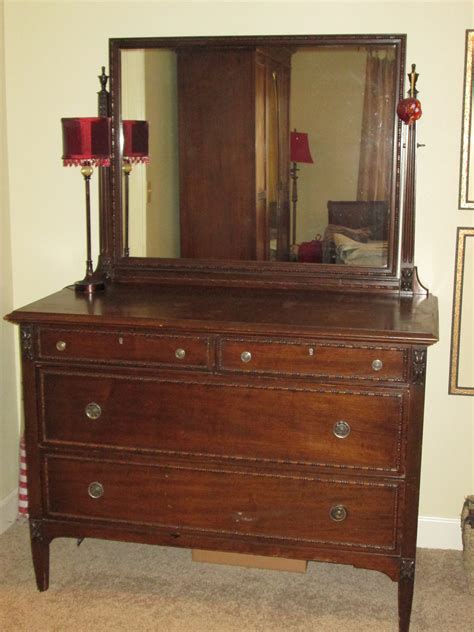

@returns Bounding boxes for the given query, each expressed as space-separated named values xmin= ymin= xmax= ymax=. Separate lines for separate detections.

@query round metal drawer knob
xmin=85 ymin=402 xmax=102 ymax=420
xmin=88 ymin=481 xmax=104 ymax=499
xmin=330 ymin=505 xmax=348 ymax=522
xmin=333 ymin=420 xmax=351 ymax=439
xmin=241 ymin=351 xmax=252 ymax=363
xmin=175 ymin=348 xmax=186 ymax=360
xmin=56 ymin=340 xmax=67 ymax=352
xmin=372 ymin=358 xmax=384 ymax=372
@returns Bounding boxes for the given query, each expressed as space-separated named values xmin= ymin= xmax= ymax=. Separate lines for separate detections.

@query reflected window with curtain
xmin=357 ymin=48 xmax=397 ymax=205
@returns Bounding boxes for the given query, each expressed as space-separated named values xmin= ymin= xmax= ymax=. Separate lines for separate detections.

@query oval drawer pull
xmin=372 ymin=358 xmax=383 ymax=371
xmin=56 ymin=340 xmax=67 ymax=352
xmin=85 ymin=402 xmax=102 ymax=420
xmin=330 ymin=505 xmax=347 ymax=522
xmin=175 ymin=348 xmax=186 ymax=360
xmin=333 ymin=420 xmax=351 ymax=439
xmin=88 ymin=482 xmax=104 ymax=499
xmin=241 ymin=351 xmax=252 ymax=363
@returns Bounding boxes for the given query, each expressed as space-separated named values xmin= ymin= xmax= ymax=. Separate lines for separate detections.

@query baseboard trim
xmin=417 ymin=516 xmax=462 ymax=550
xmin=0 ymin=488 xmax=18 ymax=535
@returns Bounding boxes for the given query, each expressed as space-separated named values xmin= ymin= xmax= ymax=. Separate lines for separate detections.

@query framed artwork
xmin=449 ymin=227 xmax=474 ymax=395
xmin=460 ymin=30 xmax=474 ymax=209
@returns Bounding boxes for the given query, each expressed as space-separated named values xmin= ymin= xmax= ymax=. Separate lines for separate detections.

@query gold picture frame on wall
xmin=459 ymin=30 xmax=474 ymax=209
xmin=449 ymin=227 xmax=474 ymax=395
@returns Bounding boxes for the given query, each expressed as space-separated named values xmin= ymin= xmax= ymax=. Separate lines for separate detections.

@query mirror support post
xmin=399 ymin=64 xmax=428 ymax=296
xmin=97 ymin=66 xmax=112 ymax=279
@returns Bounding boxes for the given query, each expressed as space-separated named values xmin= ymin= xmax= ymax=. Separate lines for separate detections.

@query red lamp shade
xmin=290 ymin=131 xmax=313 ymax=164
xmin=122 ymin=120 xmax=149 ymax=163
xmin=61 ymin=117 xmax=111 ymax=167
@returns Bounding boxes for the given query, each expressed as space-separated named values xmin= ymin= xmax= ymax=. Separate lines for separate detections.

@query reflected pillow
xmin=325 ymin=224 xmax=372 ymax=243
xmin=333 ymin=232 xmax=387 ymax=266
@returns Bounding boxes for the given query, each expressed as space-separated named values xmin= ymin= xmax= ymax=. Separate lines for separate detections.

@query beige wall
xmin=2 ymin=1 xmax=474 ymax=525
xmin=0 ymin=0 xmax=19 ymax=514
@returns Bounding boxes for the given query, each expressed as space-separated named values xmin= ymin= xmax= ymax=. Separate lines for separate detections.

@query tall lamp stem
xmin=123 ymin=159 xmax=132 ymax=257
xmin=74 ymin=163 xmax=105 ymax=293
xmin=290 ymin=161 xmax=299 ymax=245
xmin=83 ymin=170 xmax=93 ymax=276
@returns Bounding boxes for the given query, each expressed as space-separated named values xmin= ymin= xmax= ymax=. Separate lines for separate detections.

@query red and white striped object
xmin=18 ymin=435 xmax=28 ymax=518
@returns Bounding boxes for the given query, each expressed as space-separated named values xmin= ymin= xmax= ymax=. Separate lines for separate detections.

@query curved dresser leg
xmin=398 ymin=558 xmax=415 ymax=632
xmin=29 ymin=519 xmax=50 ymax=591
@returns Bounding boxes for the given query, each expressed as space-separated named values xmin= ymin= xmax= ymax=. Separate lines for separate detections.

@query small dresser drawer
xmin=38 ymin=328 xmax=212 ymax=369
xmin=45 ymin=455 xmax=400 ymax=552
xmin=218 ymin=338 xmax=407 ymax=381
xmin=40 ymin=370 xmax=405 ymax=473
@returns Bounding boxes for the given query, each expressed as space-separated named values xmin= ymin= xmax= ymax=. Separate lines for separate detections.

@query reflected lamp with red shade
xmin=121 ymin=120 xmax=149 ymax=257
xmin=290 ymin=130 xmax=313 ymax=248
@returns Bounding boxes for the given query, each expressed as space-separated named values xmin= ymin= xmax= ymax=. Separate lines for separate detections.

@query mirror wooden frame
xmin=449 ymin=227 xmax=474 ymax=395
xmin=100 ymin=34 xmax=411 ymax=292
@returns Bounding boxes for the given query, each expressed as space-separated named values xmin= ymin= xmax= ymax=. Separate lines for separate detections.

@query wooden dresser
xmin=6 ymin=33 xmax=438 ymax=632
xmin=6 ymin=284 xmax=438 ymax=631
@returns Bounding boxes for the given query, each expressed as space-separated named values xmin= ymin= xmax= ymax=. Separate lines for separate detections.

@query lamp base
xmin=74 ymin=275 xmax=105 ymax=294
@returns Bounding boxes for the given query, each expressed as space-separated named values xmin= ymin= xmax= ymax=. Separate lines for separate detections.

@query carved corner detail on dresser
xmin=401 ymin=266 xmax=429 ymax=296
xmin=412 ymin=349 xmax=427 ymax=385
xmin=400 ymin=558 xmax=416 ymax=580
xmin=20 ymin=326 xmax=34 ymax=360
xmin=99 ymin=256 xmax=113 ymax=281
xmin=30 ymin=519 xmax=44 ymax=542
xmin=401 ymin=268 xmax=414 ymax=293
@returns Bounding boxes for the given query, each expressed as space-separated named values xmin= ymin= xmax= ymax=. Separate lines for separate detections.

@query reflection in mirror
xmin=120 ymin=43 xmax=397 ymax=266
xmin=121 ymin=48 xmax=179 ymax=258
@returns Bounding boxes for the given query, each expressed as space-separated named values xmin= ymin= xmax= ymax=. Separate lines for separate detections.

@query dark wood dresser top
xmin=6 ymin=284 xmax=439 ymax=345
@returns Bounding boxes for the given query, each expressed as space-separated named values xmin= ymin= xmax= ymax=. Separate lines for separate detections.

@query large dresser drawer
xmin=40 ymin=370 xmax=405 ymax=473
xmin=218 ymin=338 xmax=407 ymax=382
xmin=45 ymin=455 xmax=401 ymax=551
xmin=38 ymin=328 xmax=212 ymax=369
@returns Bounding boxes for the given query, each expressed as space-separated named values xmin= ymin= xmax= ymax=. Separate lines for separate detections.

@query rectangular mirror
xmin=109 ymin=35 xmax=405 ymax=286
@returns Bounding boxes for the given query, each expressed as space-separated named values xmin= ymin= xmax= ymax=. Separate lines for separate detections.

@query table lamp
xmin=61 ymin=117 xmax=111 ymax=293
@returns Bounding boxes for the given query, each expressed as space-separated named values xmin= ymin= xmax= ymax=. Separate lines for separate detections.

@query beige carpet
xmin=0 ymin=522 xmax=471 ymax=631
